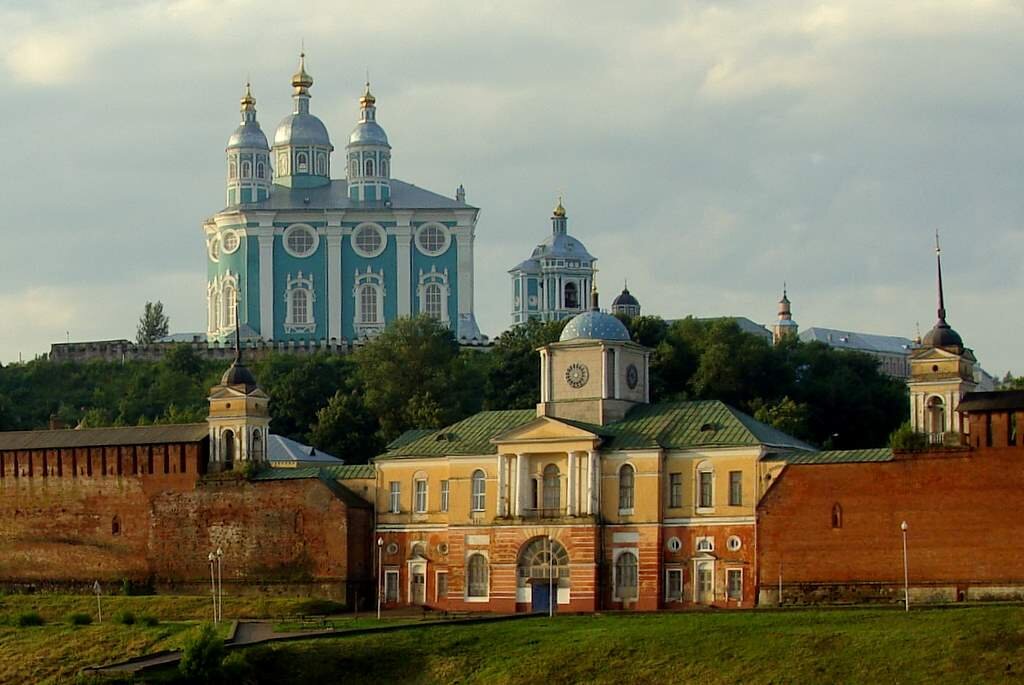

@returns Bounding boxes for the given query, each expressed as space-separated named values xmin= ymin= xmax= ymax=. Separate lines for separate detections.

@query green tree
xmin=753 ymin=396 xmax=811 ymax=440
xmin=626 ymin=315 xmax=669 ymax=349
xmin=254 ymin=354 xmax=353 ymax=442
xmin=178 ymin=623 xmax=224 ymax=683
xmin=308 ymin=387 xmax=382 ymax=463
xmin=136 ymin=301 xmax=170 ymax=344
xmin=483 ymin=318 xmax=567 ymax=410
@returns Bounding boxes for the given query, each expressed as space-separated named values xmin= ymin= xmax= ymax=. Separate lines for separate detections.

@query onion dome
xmin=560 ymin=287 xmax=630 ymax=342
xmin=349 ymin=82 xmax=390 ymax=146
xmin=273 ymin=53 xmax=332 ymax=148
xmin=612 ymin=286 xmax=639 ymax=309
xmin=220 ymin=327 xmax=260 ymax=391
xmin=227 ymin=83 xmax=269 ymax=150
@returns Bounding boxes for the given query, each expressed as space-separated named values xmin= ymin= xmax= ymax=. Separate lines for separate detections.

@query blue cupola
xmin=346 ymin=82 xmax=392 ymax=203
xmin=272 ymin=53 xmax=333 ymax=189
xmin=225 ymin=83 xmax=271 ymax=205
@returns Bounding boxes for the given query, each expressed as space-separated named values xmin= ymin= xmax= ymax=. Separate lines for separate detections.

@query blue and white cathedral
xmin=205 ymin=55 xmax=482 ymax=342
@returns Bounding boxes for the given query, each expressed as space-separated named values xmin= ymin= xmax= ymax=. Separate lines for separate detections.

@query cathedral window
xmin=228 ymin=160 xmax=237 ymax=179
xmin=564 ymin=281 xmax=579 ymax=309
xmin=241 ymin=160 xmax=252 ymax=178
xmin=352 ymin=223 xmax=386 ymax=258
xmin=208 ymin=237 xmax=221 ymax=263
xmin=223 ymin=430 xmax=235 ymax=469
xmin=284 ymin=272 xmax=316 ymax=333
xmin=350 ymin=158 xmax=359 ymax=177
xmin=417 ymin=267 xmax=450 ymax=324
xmin=353 ymin=267 xmax=385 ymax=336
xmin=415 ymin=223 xmax=450 ymax=256
xmin=364 ymin=158 xmax=375 ymax=176
xmin=467 ymin=553 xmax=489 ymax=598
xmin=381 ymin=158 xmax=389 ymax=177
xmin=296 ymin=151 xmax=309 ymax=173
xmin=315 ymin=153 xmax=326 ymax=175
xmin=256 ymin=161 xmax=266 ymax=179
xmin=283 ymin=224 xmax=318 ymax=258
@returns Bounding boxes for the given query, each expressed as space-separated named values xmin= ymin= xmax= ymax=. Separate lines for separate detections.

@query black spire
xmin=921 ymin=231 xmax=964 ymax=351
xmin=935 ymin=231 xmax=946 ymax=324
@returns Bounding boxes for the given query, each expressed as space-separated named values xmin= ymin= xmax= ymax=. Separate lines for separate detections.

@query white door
xmin=696 ymin=561 xmax=713 ymax=603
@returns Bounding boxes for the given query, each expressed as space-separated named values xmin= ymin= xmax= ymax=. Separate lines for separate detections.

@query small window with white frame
xmin=696 ymin=536 xmax=714 ymax=553
xmin=727 ymin=568 xmax=743 ymax=601
xmin=697 ymin=461 xmax=714 ymax=510
xmin=666 ymin=536 xmax=682 ymax=553
xmin=471 ymin=469 xmax=486 ymax=512
xmin=614 ymin=550 xmax=639 ymax=601
xmin=726 ymin=535 xmax=742 ymax=552
xmin=414 ymin=475 xmax=428 ymax=513
xmin=384 ymin=570 xmax=399 ymax=603
xmin=440 ymin=479 xmax=449 ymax=512
xmin=665 ymin=568 xmax=683 ymax=602
xmin=389 ymin=481 xmax=400 ymax=513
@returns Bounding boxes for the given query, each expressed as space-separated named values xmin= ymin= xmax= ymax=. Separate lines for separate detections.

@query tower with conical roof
xmin=771 ymin=285 xmax=798 ymax=343
xmin=346 ymin=81 xmax=392 ymax=203
xmin=225 ymin=83 xmax=271 ymax=205
xmin=908 ymin=235 xmax=976 ymax=442
xmin=272 ymin=53 xmax=333 ymax=188
xmin=509 ymin=199 xmax=598 ymax=325
xmin=207 ymin=325 xmax=270 ymax=472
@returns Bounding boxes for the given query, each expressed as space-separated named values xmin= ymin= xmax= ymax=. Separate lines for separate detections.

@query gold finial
xmin=553 ymin=196 xmax=566 ymax=217
xmin=240 ymin=81 xmax=255 ymax=109
xmin=292 ymin=51 xmax=313 ymax=93
xmin=360 ymin=77 xmax=376 ymax=108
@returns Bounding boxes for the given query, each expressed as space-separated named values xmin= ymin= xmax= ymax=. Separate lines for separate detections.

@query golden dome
xmin=553 ymin=197 xmax=566 ymax=217
xmin=240 ymin=82 xmax=256 ymax=110
xmin=292 ymin=53 xmax=313 ymax=93
xmin=359 ymin=81 xmax=376 ymax=108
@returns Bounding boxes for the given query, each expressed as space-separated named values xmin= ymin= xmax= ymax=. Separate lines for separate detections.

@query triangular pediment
xmin=911 ymin=347 xmax=961 ymax=361
xmin=490 ymin=416 xmax=601 ymax=447
xmin=208 ymin=385 xmax=270 ymax=401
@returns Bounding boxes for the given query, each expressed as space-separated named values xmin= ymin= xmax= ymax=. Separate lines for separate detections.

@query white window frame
xmin=666 ymin=536 xmax=682 ymax=552
xmin=465 ymin=552 xmax=489 ymax=602
xmin=353 ymin=267 xmax=386 ymax=337
xmin=221 ymin=230 xmax=241 ymax=255
xmin=384 ymin=569 xmax=400 ymax=603
xmin=727 ymin=568 xmax=743 ymax=602
xmin=283 ymin=271 xmax=316 ymax=334
xmin=414 ymin=222 xmax=452 ymax=256
xmin=440 ymin=479 xmax=449 ymax=512
xmin=414 ymin=477 xmax=428 ymax=514
xmin=471 ymin=469 xmax=486 ymax=512
xmin=208 ymin=236 xmax=221 ymax=263
xmin=696 ymin=461 xmax=715 ymax=513
xmin=618 ymin=463 xmax=635 ymax=514
xmin=282 ymin=224 xmax=319 ymax=258
xmin=389 ymin=481 xmax=401 ymax=514
xmin=417 ymin=266 xmax=451 ymax=325
xmin=613 ymin=548 xmax=639 ymax=602
xmin=694 ymin=559 xmax=715 ymax=603
xmin=726 ymin=535 xmax=742 ymax=552
xmin=351 ymin=222 xmax=387 ymax=258
xmin=669 ymin=472 xmax=683 ymax=509
xmin=695 ymin=536 xmax=714 ymax=553
xmin=665 ymin=567 xmax=683 ymax=602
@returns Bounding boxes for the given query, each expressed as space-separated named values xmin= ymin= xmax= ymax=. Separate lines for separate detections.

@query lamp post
xmin=377 ymin=537 xmax=384 ymax=620
xmin=548 ymin=536 xmax=555 ymax=618
xmin=93 ymin=580 xmax=102 ymax=624
xmin=215 ymin=548 xmax=224 ymax=623
xmin=900 ymin=521 xmax=910 ymax=612
xmin=207 ymin=552 xmax=217 ymax=624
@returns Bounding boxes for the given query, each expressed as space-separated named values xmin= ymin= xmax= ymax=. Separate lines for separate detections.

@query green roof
xmin=377 ymin=410 xmax=536 ymax=459
xmin=377 ymin=401 xmax=812 ymax=459
xmin=386 ymin=429 xmax=436 ymax=451
xmin=772 ymin=448 xmax=893 ymax=465
xmin=321 ymin=464 xmax=375 ymax=479
xmin=250 ymin=464 xmax=375 ymax=481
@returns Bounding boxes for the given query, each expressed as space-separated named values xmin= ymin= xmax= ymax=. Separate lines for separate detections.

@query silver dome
xmin=560 ymin=311 xmax=630 ymax=342
xmin=349 ymin=121 xmax=390 ymax=146
xmin=274 ymin=113 xmax=332 ymax=148
xmin=531 ymin=232 xmax=595 ymax=262
xmin=227 ymin=122 xmax=269 ymax=150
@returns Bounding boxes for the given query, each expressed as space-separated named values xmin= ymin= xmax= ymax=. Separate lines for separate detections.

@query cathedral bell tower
xmin=771 ymin=285 xmax=798 ymax=343
xmin=908 ymin=235 xmax=976 ymax=442
xmin=207 ymin=326 xmax=270 ymax=472
xmin=346 ymin=82 xmax=392 ymax=203
xmin=225 ymin=83 xmax=271 ymax=205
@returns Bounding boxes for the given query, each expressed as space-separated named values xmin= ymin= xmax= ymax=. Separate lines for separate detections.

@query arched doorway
xmin=927 ymin=396 xmax=945 ymax=438
xmin=518 ymin=537 xmax=569 ymax=614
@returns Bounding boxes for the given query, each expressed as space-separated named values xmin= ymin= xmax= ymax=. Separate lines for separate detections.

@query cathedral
xmin=205 ymin=55 xmax=482 ymax=343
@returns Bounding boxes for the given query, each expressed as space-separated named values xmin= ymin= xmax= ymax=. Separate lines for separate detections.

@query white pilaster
xmin=497 ymin=454 xmax=507 ymax=517
xmin=512 ymin=453 xmax=522 ymax=516
xmin=454 ymin=210 xmax=476 ymax=320
xmin=612 ymin=348 xmax=621 ymax=399
xmin=602 ymin=347 xmax=610 ymax=399
xmin=394 ymin=212 xmax=413 ymax=317
xmin=567 ymin=451 xmax=577 ymax=516
xmin=326 ymin=231 xmax=342 ymax=341
xmin=540 ymin=350 xmax=548 ymax=403
xmin=589 ymin=450 xmax=600 ymax=515
xmin=258 ymin=234 xmax=274 ymax=338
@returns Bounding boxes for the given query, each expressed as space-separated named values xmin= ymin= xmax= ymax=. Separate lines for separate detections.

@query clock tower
xmin=537 ymin=287 xmax=651 ymax=425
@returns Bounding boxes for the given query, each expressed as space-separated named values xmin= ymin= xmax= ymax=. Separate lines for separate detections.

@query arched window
xmin=350 ymin=159 xmax=359 ymax=177
xmin=564 ymin=282 xmax=579 ymax=309
xmin=471 ymin=469 xmax=486 ymax=512
xmin=927 ymin=396 xmax=945 ymax=437
xmin=618 ymin=464 xmax=635 ymax=510
xmin=359 ymin=285 xmax=378 ymax=324
xmin=211 ymin=291 xmax=221 ymax=331
xmin=256 ymin=161 xmax=266 ymax=179
xmin=284 ymin=271 xmax=316 ymax=334
xmin=223 ymin=284 xmax=237 ymax=328
xmin=223 ymin=430 xmax=235 ymax=470
xmin=381 ymin=158 xmax=389 ymax=177
xmin=252 ymin=430 xmax=263 ymax=461
xmin=467 ymin=553 xmax=488 ymax=598
xmin=111 ymin=515 xmax=121 ymax=536
xmin=543 ymin=464 xmax=560 ymax=511
xmin=365 ymin=158 xmax=375 ymax=176
xmin=296 ymin=152 xmax=309 ymax=173
xmin=614 ymin=552 xmax=638 ymax=600
xmin=831 ymin=503 xmax=843 ymax=529
xmin=228 ymin=160 xmax=237 ymax=179
xmin=241 ymin=160 xmax=252 ymax=178
xmin=423 ymin=283 xmax=443 ymax=320
xmin=697 ymin=461 xmax=714 ymax=509
xmin=291 ymin=289 xmax=309 ymax=324
xmin=278 ymin=152 xmax=289 ymax=175
xmin=315 ymin=153 xmax=326 ymax=175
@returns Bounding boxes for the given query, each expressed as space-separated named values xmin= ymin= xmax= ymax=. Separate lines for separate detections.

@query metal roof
xmin=378 ymin=410 xmax=536 ymax=459
xmin=230 ymin=179 xmax=474 ymax=212
xmin=267 ymin=434 xmax=343 ymax=464
xmin=386 ymin=429 xmax=435 ymax=451
xmin=799 ymin=327 xmax=915 ymax=356
xmin=251 ymin=463 xmax=374 ymax=480
xmin=560 ymin=311 xmax=631 ymax=342
xmin=769 ymin=448 xmax=894 ymax=464
xmin=0 ymin=424 xmax=209 ymax=451
xmin=957 ymin=391 xmax=1024 ymax=413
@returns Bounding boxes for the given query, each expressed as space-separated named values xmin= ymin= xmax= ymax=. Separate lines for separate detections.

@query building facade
xmin=206 ymin=55 xmax=482 ymax=344
xmin=373 ymin=295 xmax=813 ymax=613
xmin=509 ymin=201 xmax=597 ymax=325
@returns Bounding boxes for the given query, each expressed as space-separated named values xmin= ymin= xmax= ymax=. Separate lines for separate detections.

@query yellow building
xmin=373 ymin=291 xmax=812 ymax=613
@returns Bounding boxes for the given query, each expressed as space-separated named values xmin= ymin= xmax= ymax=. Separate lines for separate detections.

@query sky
xmin=0 ymin=0 xmax=1021 ymax=374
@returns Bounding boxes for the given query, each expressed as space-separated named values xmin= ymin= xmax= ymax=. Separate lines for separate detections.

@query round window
xmin=352 ymin=223 xmax=386 ymax=258
xmin=437 ymin=542 xmax=449 ymax=556
xmin=727 ymin=535 xmax=742 ymax=552
xmin=666 ymin=537 xmax=682 ymax=552
xmin=208 ymin=237 xmax=221 ymax=262
xmin=385 ymin=542 xmax=399 ymax=555
xmin=221 ymin=230 xmax=240 ymax=254
xmin=283 ymin=225 xmax=318 ymax=258
xmin=416 ymin=224 xmax=450 ymax=255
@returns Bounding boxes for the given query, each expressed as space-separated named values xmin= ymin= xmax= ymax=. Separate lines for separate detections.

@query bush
xmin=114 ymin=610 xmax=136 ymax=625
xmin=294 ymin=598 xmax=345 ymax=616
xmin=889 ymin=421 xmax=929 ymax=451
xmin=178 ymin=623 xmax=224 ymax=683
xmin=17 ymin=611 xmax=44 ymax=627
xmin=68 ymin=612 xmax=93 ymax=626
xmin=221 ymin=651 xmax=255 ymax=683
xmin=140 ymin=614 xmax=159 ymax=627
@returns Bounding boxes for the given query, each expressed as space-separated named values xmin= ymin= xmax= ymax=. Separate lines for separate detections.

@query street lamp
xmin=207 ymin=552 xmax=217 ymax=624
xmin=377 ymin=537 xmax=384 ymax=620
xmin=215 ymin=548 xmax=224 ymax=623
xmin=900 ymin=521 xmax=909 ymax=612
xmin=548 ymin=536 xmax=555 ymax=618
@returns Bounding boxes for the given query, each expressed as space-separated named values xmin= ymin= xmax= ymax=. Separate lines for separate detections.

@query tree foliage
xmin=136 ymin=301 xmax=170 ymax=344
xmin=483 ymin=318 xmax=567 ymax=410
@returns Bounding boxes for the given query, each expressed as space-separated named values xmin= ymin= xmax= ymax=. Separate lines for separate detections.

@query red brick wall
xmin=758 ymin=444 xmax=1024 ymax=597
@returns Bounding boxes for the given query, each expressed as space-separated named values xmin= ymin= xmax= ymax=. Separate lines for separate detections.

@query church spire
xmin=935 ymin=231 xmax=947 ymax=325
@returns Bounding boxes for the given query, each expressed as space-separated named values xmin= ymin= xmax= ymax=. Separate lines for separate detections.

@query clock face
xmin=565 ymin=363 xmax=590 ymax=389
xmin=626 ymin=364 xmax=639 ymax=390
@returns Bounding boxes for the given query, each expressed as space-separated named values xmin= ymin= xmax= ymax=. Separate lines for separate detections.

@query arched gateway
xmin=518 ymin=537 xmax=569 ymax=613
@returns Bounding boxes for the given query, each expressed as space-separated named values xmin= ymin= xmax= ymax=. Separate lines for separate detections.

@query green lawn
xmin=198 ymin=606 xmax=1024 ymax=685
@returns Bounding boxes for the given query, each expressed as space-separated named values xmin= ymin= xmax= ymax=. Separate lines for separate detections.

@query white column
xmin=540 ymin=350 xmax=548 ymax=403
xmin=512 ymin=453 xmax=523 ymax=516
xmin=326 ymin=232 xmax=342 ymax=341
xmin=601 ymin=347 xmax=610 ymax=399
xmin=454 ymin=211 xmax=475 ymax=321
xmin=394 ymin=215 xmax=413 ymax=317
xmin=589 ymin=451 xmax=600 ymax=515
xmin=567 ymin=451 xmax=577 ymax=516
xmin=258 ymin=234 xmax=274 ymax=339
xmin=612 ymin=348 xmax=621 ymax=398
xmin=497 ymin=454 xmax=507 ymax=517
